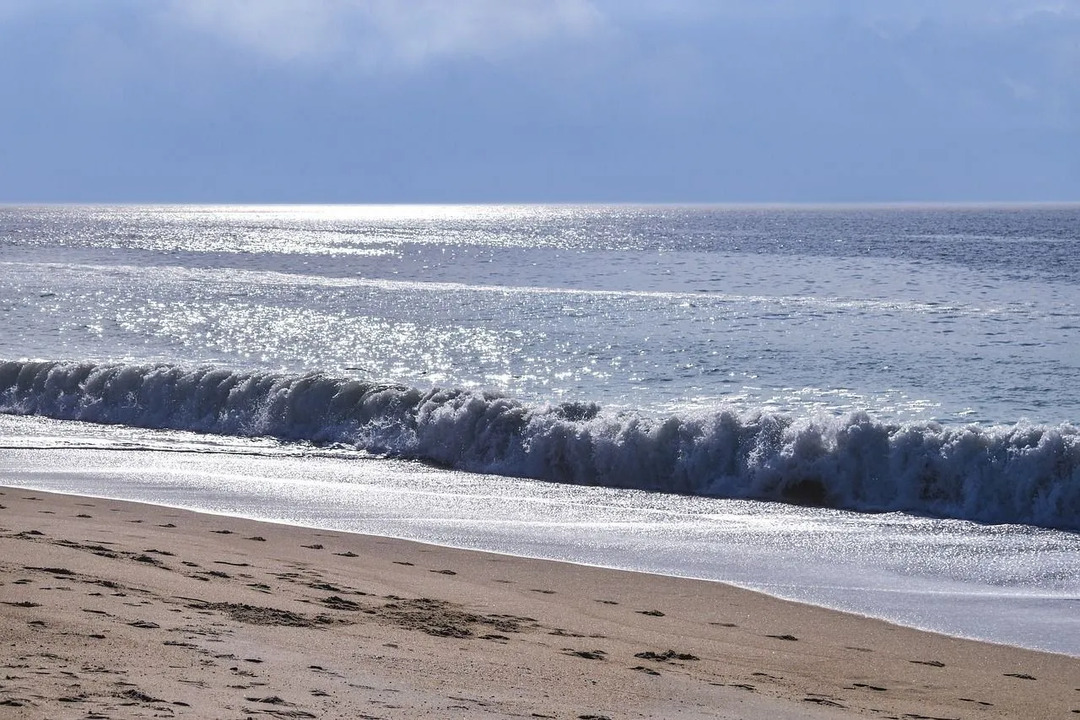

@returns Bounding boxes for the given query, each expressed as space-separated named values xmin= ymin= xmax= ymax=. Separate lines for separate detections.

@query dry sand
xmin=0 ymin=486 xmax=1076 ymax=719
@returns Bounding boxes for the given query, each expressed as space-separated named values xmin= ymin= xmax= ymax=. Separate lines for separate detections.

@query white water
xmin=3 ymin=359 xmax=1078 ymax=530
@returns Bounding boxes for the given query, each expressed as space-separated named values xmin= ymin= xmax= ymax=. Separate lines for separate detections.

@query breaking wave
xmin=2 ymin=360 xmax=1078 ymax=531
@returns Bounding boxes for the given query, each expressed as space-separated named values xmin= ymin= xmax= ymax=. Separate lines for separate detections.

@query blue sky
xmin=1 ymin=0 xmax=1077 ymax=202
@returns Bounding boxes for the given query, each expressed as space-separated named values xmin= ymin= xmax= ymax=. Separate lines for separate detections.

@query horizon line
xmin=2 ymin=199 xmax=1079 ymax=209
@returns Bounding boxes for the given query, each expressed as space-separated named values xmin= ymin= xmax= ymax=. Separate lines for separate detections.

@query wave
xmin=1 ymin=360 xmax=1078 ymax=532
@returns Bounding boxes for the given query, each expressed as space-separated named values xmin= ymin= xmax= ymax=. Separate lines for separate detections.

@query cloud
xmin=595 ymin=0 xmax=1080 ymax=25
xmin=165 ymin=0 xmax=604 ymax=70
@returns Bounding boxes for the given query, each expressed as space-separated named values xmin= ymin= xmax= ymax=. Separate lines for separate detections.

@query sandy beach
xmin=0 ymin=487 xmax=1076 ymax=719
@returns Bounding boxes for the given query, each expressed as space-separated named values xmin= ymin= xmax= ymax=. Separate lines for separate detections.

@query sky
xmin=0 ymin=0 xmax=1077 ymax=203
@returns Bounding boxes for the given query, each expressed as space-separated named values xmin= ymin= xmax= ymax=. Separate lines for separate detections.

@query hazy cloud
xmin=166 ymin=0 xmax=604 ymax=70
xmin=0 ymin=0 xmax=1075 ymax=201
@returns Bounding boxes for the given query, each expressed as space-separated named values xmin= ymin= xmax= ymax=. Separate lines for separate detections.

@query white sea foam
xmin=3 ymin=359 xmax=1077 ymax=531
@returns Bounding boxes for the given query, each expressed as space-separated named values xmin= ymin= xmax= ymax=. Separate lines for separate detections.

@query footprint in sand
xmin=246 ymin=695 xmax=291 ymax=705
xmin=3 ymin=601 xmax=40 ymax=608
xmin=766 ymin=633 xmax=798 ymax=641
xmin=636 ymin=609 xmax=664 ymax=617
xmin=803 ymin=696 xmax=846 ymax=708
xmin=634 ymin=650 xmax=699 ymax=662
xmin=550 ymin=629 xmax=585 ymax=638
xmin=120 ymin=688 xmax=168 ymax=704
xmin=24 ymin=566 xmax=76 ymax=577
xmin=960 ymin=698 xmax=994 ymax=706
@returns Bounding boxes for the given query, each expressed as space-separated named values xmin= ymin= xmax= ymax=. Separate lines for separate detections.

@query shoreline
xmin=5 ymin=437 xmax=1077 ymax=658
xmin=1 ymin=486 xmax=1077 ymax=718
xmin=7 ymin=481 xmax=1077 ymax=660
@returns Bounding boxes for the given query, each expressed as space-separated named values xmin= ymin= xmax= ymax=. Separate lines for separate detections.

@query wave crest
xmin=2 ymin=360 xmax=1077 ymax=531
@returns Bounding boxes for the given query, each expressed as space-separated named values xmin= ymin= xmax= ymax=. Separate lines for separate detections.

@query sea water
xmin=1 ymin=204 xmax=1078 ymax=653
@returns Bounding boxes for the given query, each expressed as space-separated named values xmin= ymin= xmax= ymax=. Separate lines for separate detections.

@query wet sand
xmin=0 ymin=486 xmax=1076 ymax=719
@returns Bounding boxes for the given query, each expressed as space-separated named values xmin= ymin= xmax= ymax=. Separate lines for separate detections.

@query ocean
xmin=1 ymin=204 xmax=1078 ymax=654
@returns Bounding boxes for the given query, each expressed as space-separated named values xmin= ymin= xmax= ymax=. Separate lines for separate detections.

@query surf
xmin=2 ymin=359 xmax=1077 ymax=532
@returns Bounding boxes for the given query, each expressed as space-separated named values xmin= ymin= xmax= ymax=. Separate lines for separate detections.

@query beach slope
xmin=0 ymin=487 xmax=1075 ymax=719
